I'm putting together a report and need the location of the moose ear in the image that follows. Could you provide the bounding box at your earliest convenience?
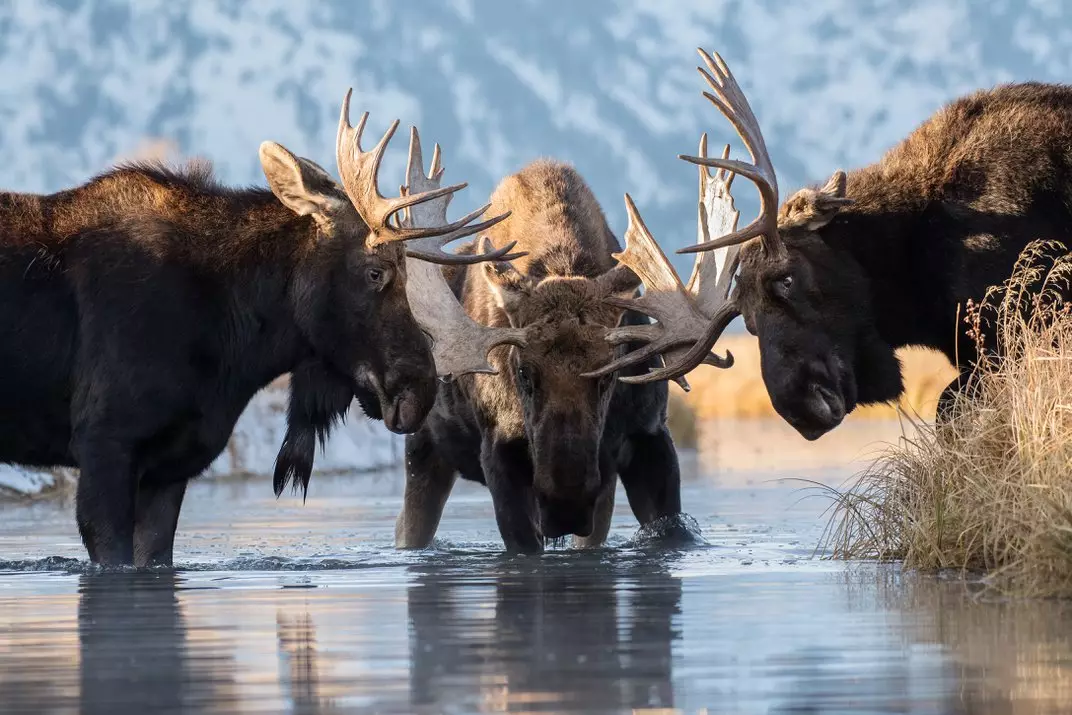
[483,259,531,315]
[479,238,530,317]
[595,263,641,300]
[779,169,854,231]
[259,141,345,219]
[820,170,848,198]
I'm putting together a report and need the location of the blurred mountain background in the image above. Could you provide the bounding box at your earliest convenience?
[3,0,1068,272]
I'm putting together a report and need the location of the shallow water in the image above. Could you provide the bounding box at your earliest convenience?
[1,451,1072,714]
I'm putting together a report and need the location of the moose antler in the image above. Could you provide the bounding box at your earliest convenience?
[581,134,741,388]
[584,48,777,386]
[687,134,743,311]
[678,48,781,258]
[335,89,503,259]
[401,127,528,378]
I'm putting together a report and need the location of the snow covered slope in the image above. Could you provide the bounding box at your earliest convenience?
[2,0,1068,267]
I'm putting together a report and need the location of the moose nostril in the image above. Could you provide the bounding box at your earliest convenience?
[383,400,407,433]
[391,393,416,433]
[811,383,845,423]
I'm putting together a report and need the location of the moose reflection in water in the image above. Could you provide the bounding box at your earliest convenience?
[405,556,681,712]
[276,609,340,715]
[1,556,1072,711]
[78,572,237,714]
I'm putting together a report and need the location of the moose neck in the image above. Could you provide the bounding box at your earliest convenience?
[221,199,324,384]
[818,165,962,363]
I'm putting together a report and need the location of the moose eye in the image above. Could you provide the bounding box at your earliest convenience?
[772,274,794,299]
[366,266,386,287]
[516,365,535,395]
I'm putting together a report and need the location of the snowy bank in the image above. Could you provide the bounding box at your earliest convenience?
[0,464,77,499]
[0,378,404,499]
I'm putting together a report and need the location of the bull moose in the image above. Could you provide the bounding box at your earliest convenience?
[0,91,518,567]
[594,48,1072,440]
[390,133,708,552]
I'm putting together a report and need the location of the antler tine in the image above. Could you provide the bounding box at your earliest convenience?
[401,128,522,265]
[676,49,782,258]
[335,89,363,157]
[429,142,442,177]
[582,194,732,390]
[334,90,478,255]
[686,138,739,310]
[586,130,747,386]
[401,127,526,379]
[404,210,525,265]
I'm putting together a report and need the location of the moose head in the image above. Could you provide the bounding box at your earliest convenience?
[591,49,893,441]
[400,141,648,537]
[259,91,523,435]
[480,238,643,539]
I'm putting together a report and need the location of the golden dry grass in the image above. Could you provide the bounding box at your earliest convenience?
[665,389,698,449]
[676,335,959,422]
[820,242,1072,597]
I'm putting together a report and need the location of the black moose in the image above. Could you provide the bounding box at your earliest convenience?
[0,92,512,566]
[596,48,1072,440]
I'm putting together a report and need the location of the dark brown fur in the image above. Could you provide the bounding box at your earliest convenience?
[0,154,437,565]
[395,160,682,551]
[733,82,1072,439]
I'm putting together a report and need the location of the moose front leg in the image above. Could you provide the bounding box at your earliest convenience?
[617,426,682,526]
[573,449,619,549]
[481,438,543,554]
[572,480,616,549]
[396,430,457,549]
[74,436,138,566]
[134,479,188,567]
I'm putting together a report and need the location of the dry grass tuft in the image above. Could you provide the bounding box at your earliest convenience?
[821,241,1072,597]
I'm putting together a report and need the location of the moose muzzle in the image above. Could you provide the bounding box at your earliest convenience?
[532,423,602,538]
[356,362,437,435]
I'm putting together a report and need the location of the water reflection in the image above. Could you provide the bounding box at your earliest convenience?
[877,570,1072,712]
[7,468,1072,713]
[276,610,338,714]
[406,555,681,713]
[2,563,1072,712]
[77,572,236,715]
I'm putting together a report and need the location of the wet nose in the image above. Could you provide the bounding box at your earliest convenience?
[806,382,845,425]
